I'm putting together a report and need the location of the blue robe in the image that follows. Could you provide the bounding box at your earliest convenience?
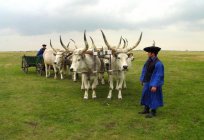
[36,48,45,57]
[140,57,164,110]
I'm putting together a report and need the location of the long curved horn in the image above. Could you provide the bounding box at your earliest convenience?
[70,39,77,49]
[117,36,122,49]
[67,42,70,49]
[82,30,89,54]
[100,30,113,51]
[89,36,97,51]
[70,39,75,44]
[125,38,128,48]
[60,36,69,51]
[50,39,57,53]
[122,38,126,49]
[126,32,142,52]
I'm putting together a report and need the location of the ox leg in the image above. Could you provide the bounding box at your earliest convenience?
[48,65,51,77]
[107,75,113,99]
[81,74,85,90]
[60,69,64,80]
[53,65,57,79]
[118,75,124,99]
[118,80,123,99]
[101,73,105,85]
[92,76,98,99]
[98,73,105,85]
[83,74,89,99]
[95,75,99,86]
[73,72,77,82]
[118,90,122,100]
[45,64,48,78]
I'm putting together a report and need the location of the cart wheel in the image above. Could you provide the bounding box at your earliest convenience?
[22,59,28,73]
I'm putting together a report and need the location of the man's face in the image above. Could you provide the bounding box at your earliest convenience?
[147,52,155,58]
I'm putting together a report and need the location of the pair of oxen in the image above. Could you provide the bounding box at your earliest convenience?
[43,30,142,99]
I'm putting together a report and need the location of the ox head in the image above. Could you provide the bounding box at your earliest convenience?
[101,30,142,71]
[50,38,68,66]
[54,50,67,66]
[69,31,89,72]
[115,53,129,70]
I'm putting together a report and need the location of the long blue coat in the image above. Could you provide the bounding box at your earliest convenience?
[140,57,164,110]
[36,48,45,57]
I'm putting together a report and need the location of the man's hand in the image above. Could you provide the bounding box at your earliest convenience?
[151,87,157,93]
[140,82,143,86]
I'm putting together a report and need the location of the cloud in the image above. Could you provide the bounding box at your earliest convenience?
[0,0,204,36]
[70,0,100,6]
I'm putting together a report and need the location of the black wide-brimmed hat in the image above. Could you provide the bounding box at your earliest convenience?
[144,41,161,53]
[42,44,47,47]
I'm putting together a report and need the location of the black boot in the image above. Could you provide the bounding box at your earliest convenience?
[145,109,156,118]
[138,106,150,114]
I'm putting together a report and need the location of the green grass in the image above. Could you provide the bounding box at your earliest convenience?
[0,51,204,140]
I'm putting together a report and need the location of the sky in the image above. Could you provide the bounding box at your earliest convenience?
[0,0,204,51]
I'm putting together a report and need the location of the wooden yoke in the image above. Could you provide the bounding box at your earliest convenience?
[107,50,112,74]
[93,50,98,74]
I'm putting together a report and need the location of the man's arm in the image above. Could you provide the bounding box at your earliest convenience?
[150,62,164,91]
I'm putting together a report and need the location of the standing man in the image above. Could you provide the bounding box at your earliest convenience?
[36,44,46,57]
[139,41,164,118]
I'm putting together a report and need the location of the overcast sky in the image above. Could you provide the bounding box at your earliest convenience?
[0,0,204,51]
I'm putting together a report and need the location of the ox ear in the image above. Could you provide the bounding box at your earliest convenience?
[128,53,133,58]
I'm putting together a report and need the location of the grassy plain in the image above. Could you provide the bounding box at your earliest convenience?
[0,51,203,140]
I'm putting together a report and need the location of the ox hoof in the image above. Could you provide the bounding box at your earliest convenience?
[118,97,122,100]
[107,96,112,99]
[84,97,88,100]
[92,96,97,99]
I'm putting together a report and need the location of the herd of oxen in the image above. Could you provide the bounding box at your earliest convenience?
[43,30,142,99]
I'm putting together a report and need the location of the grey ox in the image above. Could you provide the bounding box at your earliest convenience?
[101,30,142,99]
[43,40,59,79]
[68,31,101,99]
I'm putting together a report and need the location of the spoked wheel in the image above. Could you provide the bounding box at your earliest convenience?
[22,59,28,73]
